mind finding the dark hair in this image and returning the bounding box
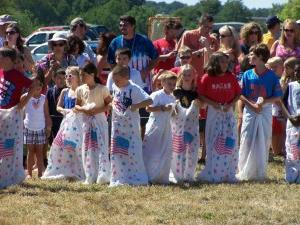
[112,64,130,78]
[82,62,100,83]
[240,55,254,72]
[120,15,136,26]
[174,21,183,30]
[55,68,66,77]
[35,66,45,86]
[0,47,17,61]
[199,14,214,25]
[164,20,177,30]
[205,52,228,76]
[115,48,131,59]
[249,44,270,63]
[96,32,116,55]
[67,35,85,55]
[267,22,279,30]
[6,23,24,53]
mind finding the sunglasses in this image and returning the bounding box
[6,30,17,35]
[76,23,86,28]
[249,30,260,35]
[180,56,191,60]
[284,29,294,33]
[65,74,74,79]
[220,34,231,38]
[53,42,65,47]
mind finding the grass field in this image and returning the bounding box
[1,157,300,225]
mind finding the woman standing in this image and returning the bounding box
[5,23,34,73]
[240,22,263,57]
[271,19,300,61]
[197,52,241,183]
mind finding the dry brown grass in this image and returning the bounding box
[1,158,300,225]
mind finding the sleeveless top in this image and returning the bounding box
[63,89,76,109]
[24,95,46,131]
[275,44,300,61]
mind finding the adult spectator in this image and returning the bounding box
[0,14,16,47]
[271,19,300,61]
[108,15,158,94]
[153,20,178,74]
[218,25,241,76]
[67,35,90,68]
[4,23,34,73]
[262,16,282,50]
[37,33,77,85]
[177,14,219,80]
[96,32,116,85]
[69,17,96,64]
[240,22,263,56]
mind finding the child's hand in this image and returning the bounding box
[46,128,51,138]
[289,116,300,127]
[193,99,202,107]
[85,108,97,116]
[130,104,138,112]
[252,103,263,114]
[164,104,173,111]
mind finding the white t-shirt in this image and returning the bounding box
[112,81,150,115]
[150,89,176,107]
[24,95,46,131]
[107,67,145,92]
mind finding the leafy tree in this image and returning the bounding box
[216,0,252,22]
[279,0,300,20]
[199,0,222,16]
[127,5,157,35]
[172,4,202,29]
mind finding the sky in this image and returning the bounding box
[151,0,288,9]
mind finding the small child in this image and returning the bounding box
[238,44,282,181]
[280,57,299,92]
[42,66,84,180]
[0,47,35,188]
[282,62,300,183]
[143,71,177,184]
[171,45,193,74]
[75,62,111,184]
[110,65,152,186]
[106,48,144,92]
[170,64,200,183]
[266,57,285,157]
[21,74,52,178]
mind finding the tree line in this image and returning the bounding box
[0,0,297,37]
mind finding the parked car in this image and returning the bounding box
[25,27,98,50]
[31,40,98,62]
[87,24,109,36]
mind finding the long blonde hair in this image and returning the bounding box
[279,19,300,47]
[219,25,240,58]
[176,64,196,90]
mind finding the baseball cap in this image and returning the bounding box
[266,16,282,26]
[70,17,86,27]
[0,14,16,26]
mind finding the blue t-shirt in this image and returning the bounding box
[242,68,282,101]
[108,33,158,93]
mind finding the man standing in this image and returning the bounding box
[152,20,178,74]
[69,17,96,64]
[108,15,158,94]
[0,15,16,47]
[262,16,282,50]
[177,14,219,80]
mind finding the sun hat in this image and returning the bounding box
[0,14,16,26]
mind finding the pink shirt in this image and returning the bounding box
[275,44,300,61]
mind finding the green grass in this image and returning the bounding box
[1,158,300,225]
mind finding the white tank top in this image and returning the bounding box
[24,95,46,131]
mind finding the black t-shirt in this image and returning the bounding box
[173,88,198,108]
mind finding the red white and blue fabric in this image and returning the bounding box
[170,102,199,183]
[42,112,85,181]
[197,105,238,183]
[0,107,25,189]
[82,113,110,184]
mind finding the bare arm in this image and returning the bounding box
[56,88,68,114]
[131,99,153,111]
[146,104,172,112]
[44,98,52,137]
